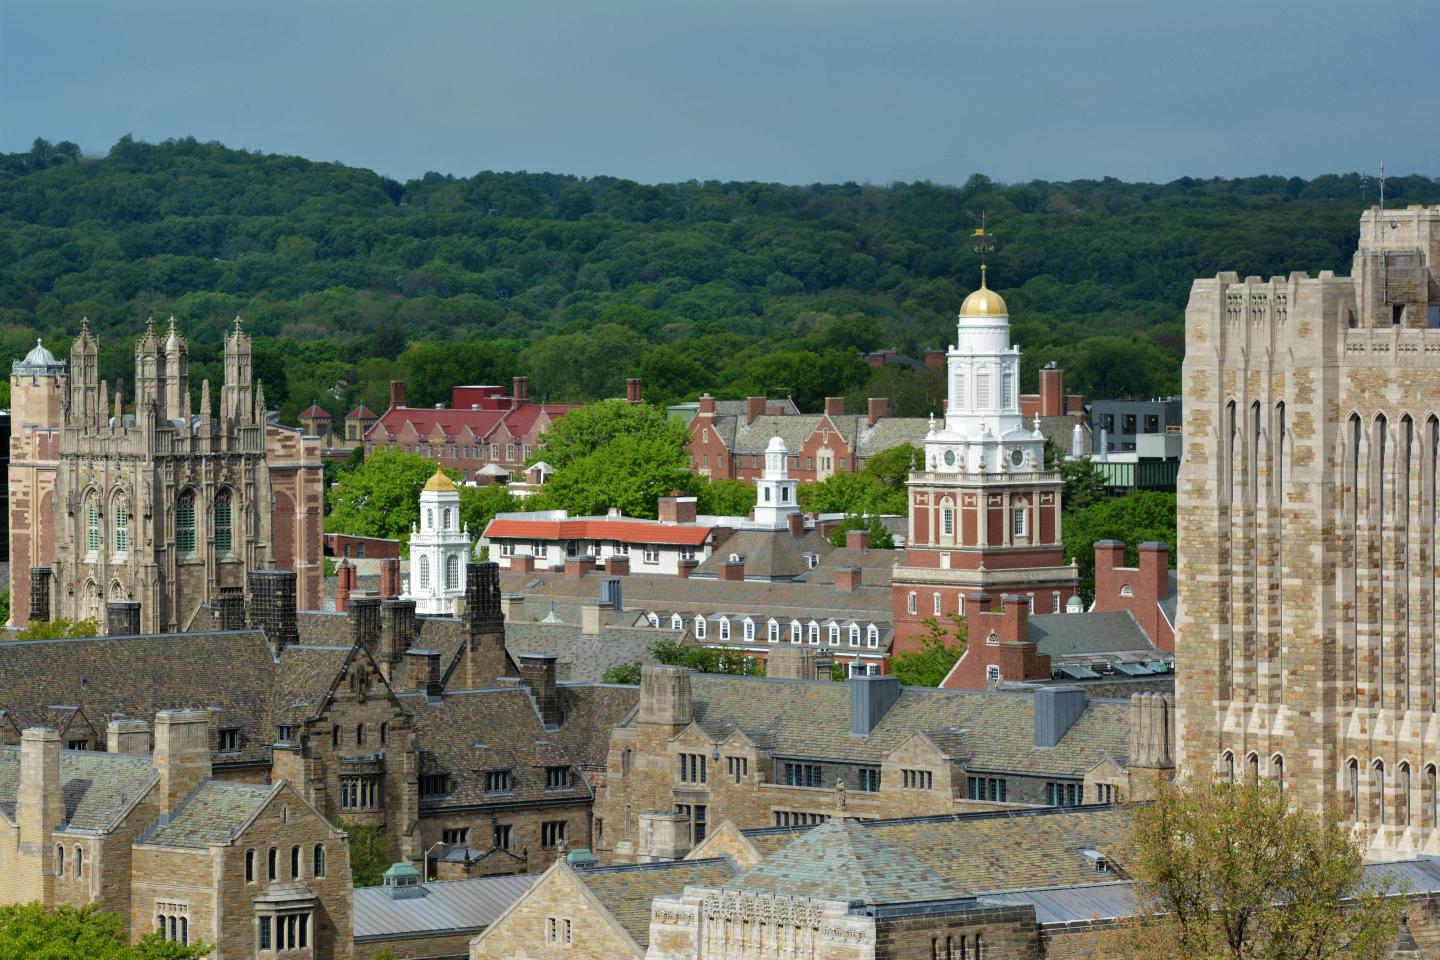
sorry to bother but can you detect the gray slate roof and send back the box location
[1026,611,1159,659]
[694,528,835,581]
[353,873,538,940]
[144,781,275,848]
[0,747,156,831]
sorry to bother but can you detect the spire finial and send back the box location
[79,316,90,337]
[972,210,994,288]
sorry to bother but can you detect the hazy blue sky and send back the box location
[3,0,1435,186]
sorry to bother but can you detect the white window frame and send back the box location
[933,593,942,615]
[807,622,820,645]
[1012,506,1027,538]
[849,625,861,647]
[866,624,879,648]
[694,617,707,640]
[743,620,756,641]
[828,623,840,645]
[499,541,515,558]
[719,618,731,641]
[790,621,802,643]
[643,545,660,564]
[768,620,780,643]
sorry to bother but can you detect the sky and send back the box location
[2,0,1436,187]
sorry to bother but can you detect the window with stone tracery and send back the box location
[113,498,128,554]
[85,493,100,554]
[214,489,232,554]
[176,490,196,554]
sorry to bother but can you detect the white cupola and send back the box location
[407,467,471,614]
[753,436,799,529]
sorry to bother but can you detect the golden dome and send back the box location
[959,268,1008,318]
[423,467,456,493]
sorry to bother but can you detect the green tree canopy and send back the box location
[1062,490,1177,601]
[324,449,444,544]
[695,478,758,517]
[532,434,698,520]
[826,515,896,549]
[457,483,520,545]
[344,820,397,888]
[0,903,210,960]
[532,399,688,471]
[11,617,98,640]
[889,616,967,687]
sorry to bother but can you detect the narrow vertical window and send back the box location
[86,494,100,553]
[446,554,460,590]
[176,490,196,554]
[113,499,129,554]
[214,489,232,554]
[1400,762,1413,826]
[419,555,431,589]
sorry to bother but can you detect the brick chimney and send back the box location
[677,558,698,579]
[626,378,642,405]
[834,566,862,593]
[510,554,535,574]
[823,396,845,417]
[845,528,870,551]
[658,494,697,524]
[107,718,150,755]
[787,513,805,538]
[389,380,406,408]
[379,558,402,600]
[247,569,299,657]
[153,709,212,816]
[698,394,716,416]
[214,586,245,631]
[1000,594,1030,643]
[718,558,745,582]
[745,397,765,424]
[518,653,562,726]
[106,599,141,636]
[867,397,889,427]
[564,554,591,579]
[605,555,630,576]
[16,727,63,900]
[512,376,528,404]
[1139,542,1171,606]
[1039,365,1064,417]
[335,558,354,613]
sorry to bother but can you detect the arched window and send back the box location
[85,493,100,554]
[443,507,452,530]
[176,490,196,554]
[1272,754,1284,792]
[1222,751,1235,785]
[426,508,434,530]
[55,844,65,877]
[74,846,83,878]
[113,497,129,554]
[1347,759,1359,820]
[290,845,300,879]
[1119,584,1134,598]
[356,724,365,747]
[1247,752,1259,784]
[313,843,326,878]
[245,848,255,883]
[445,554,460,590]
[379,722,388,747]
[419,555,431,589]
[268,847,278,881]
[1372,761,1386,825]
[1400,762,1413,827]
[214,489,232,554]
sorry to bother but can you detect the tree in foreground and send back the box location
[0,903,210,960]
[324,448,442,544]
[889,616,967,687]
[1119,777,1403,960]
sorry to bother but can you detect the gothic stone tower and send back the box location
[1178,204,1440,859]
[6,340,66,627]
[891,270,1079,654]
[51,318,275,634]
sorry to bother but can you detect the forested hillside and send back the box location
[3,136,1437,421]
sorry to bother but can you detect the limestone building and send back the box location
[7,318,324,630]
[891,269,1079,652]
[1177,204,1440,859]
[407,467,472,614]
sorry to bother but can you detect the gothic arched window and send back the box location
[176,490,197,554]
[419,555,431,590]
[214,489,232,554]
[113,496,128,554]
[443,507,452,530]
[1002,370,1014,408]
[85,493,100,554]
[445,554,460,590]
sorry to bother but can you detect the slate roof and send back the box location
[853,417,930,458]
[270,645,353,727]
[653,675,1130,776]
[792,547,898,587]
[693,528,835,580]
[1158,570,1179,629]
[724,817,955,905]
[1026,611,1159,659]
[400,684,638,811]
[576,858,739,947]
[143,781,276,848]
[353,873,538,939]
[0,747,156,831]
[0,630,281,766]
[501,623,667,682]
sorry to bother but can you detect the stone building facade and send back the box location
[1177,204,1440,859]
[7,318,323,629]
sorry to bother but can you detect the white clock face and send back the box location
[1010,448,1026,468]
[943,449,956,467]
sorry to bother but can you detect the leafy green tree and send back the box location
[889,616,966,687]
[1060,456,1109,516]
[1063,491,1176,601]
[457,483,520,546]
[0,590,9,627]
[344,820,397,888]
[0,903,210,960]
[533,434,698,520]
[1120,778,1402,960]
[650,639,764,676]
[861,443,923,489]
[325,449,442,543]
[695,478,757,517]
[826,515,895,549]
[532,399,687,471]
[12,617,98,640]
[601,662,643,685]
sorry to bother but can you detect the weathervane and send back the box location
[973,211,995,285]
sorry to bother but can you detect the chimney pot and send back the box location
[867,397,889,427]
[824,396,845,417]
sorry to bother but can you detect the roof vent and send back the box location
[1080,849,1108,873]
[850,674,901,736]
[1034,685,1087,748]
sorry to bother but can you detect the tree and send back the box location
[324,449,443,543]
[0,903,210,960]
[695,478,756,517]
[1119,777,1402,960]
[601,662,643,685]
[1059,455,1109,516]
[532,399,688,471]
[826,515,895,549]
[533,434,698,520]
[1062,490,1176,601]
[650,639,764,676]
[12,617,98,640]
[344,820,396,888]
[889,616,966,687]
[457,483,520,546]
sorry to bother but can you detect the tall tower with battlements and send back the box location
[1178,204,1440,860]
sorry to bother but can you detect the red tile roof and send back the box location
[346,404,378,420]
[483,517,713,546]
[364,402,578,445]
[300,404,331,418]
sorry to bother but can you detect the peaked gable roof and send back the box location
[0,747,156,831]
[143,781,277,848]
[577,858,739,947]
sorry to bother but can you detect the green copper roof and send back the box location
[724,816,956,906]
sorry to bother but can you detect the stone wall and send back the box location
[470,864,642,960]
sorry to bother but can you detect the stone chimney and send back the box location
[214,586,246,631]
[717,558,745,582]
[626,378,642,405]
[403,649,443,695]
[379,558,402,600]
[389,380,406,408]
[1129,692,1174,769]
[767,644,817,681]
[657,494,698,524]
[106,599,141,636]
[637,811,692,863]
[1039,365,1064,417]
[500,593,525,621]
[153,709,212,817]
[461,562,516,688]
[823,396,844,417]
[581,599,614,636]
[349,592,382,650]
[867,397,889,427]
[247,569,299,656]
[379,598,417,678]
[107,718,150,755]
[834,566,862,593]
[519,653,562,726]
[512,376,528,404]
[16,727,63,901]
[745,396,765,424]
[845,528,870,551]
[638,665,693,731]
[29,567,52,625]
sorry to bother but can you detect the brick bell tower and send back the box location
[891,239,1079,655]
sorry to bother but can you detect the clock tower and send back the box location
[891,263,1079,653]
